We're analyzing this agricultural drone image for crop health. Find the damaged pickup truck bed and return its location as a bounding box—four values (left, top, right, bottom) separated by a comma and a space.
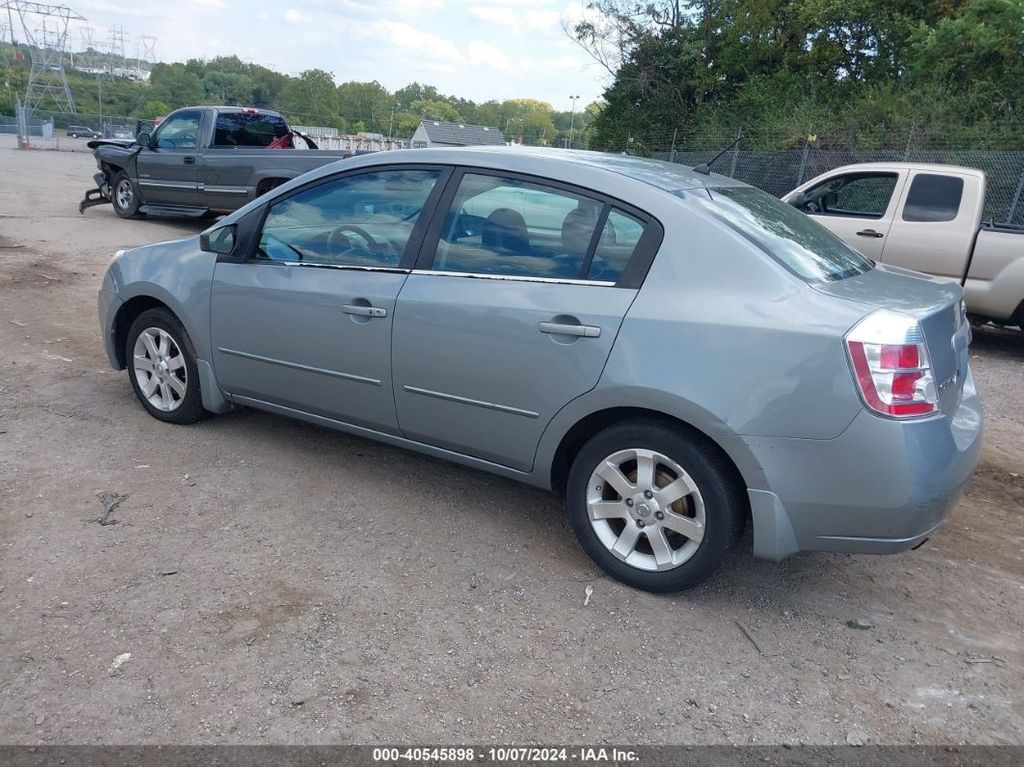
80, 106, 352, 219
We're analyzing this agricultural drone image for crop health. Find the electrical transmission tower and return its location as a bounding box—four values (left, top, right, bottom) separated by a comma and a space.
138, 34, 155, 69
1, 1, 85, 114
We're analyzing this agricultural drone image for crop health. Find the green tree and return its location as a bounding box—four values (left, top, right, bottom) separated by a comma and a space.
337, 81, 394, 134
280, 68, 340, 126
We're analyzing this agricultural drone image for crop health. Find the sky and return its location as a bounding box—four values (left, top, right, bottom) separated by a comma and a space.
59, 0, 609, 109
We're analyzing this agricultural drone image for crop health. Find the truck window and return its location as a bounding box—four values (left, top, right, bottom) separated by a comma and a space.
800, 173, 898, 219
154, 111, 201, 149
214, 112, 289, 148
902, 174, 964, 223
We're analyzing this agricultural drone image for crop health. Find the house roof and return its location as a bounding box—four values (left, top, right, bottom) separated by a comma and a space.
418, 120, 506, 146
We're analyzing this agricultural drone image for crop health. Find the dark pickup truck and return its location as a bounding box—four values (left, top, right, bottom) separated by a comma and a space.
80, 106, 351, 219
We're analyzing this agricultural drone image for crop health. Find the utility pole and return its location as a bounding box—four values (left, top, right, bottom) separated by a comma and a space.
567, 94, 580, 149
388, 102, 396, 139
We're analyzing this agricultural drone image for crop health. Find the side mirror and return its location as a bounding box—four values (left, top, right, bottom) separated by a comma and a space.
200, 224, 237, 256
136, 132, 151, 147
787, 191, 808, 208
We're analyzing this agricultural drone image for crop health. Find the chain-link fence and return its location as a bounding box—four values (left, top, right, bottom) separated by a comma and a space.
654, 145, 1024, 225
629, 123, 1024, 226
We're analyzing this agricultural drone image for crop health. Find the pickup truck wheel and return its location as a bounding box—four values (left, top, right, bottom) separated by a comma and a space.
111, 171, 144, 219
566, 419, 745, 593
126, 308, 208, 424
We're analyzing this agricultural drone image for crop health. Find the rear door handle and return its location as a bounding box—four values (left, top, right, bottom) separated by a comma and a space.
538, 322, 601, 338
341, 304, 387, 318
856, 229, 883, 238
183, 156, 195, 165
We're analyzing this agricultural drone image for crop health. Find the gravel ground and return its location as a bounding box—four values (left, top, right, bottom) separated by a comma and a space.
1, 145, 1022, 746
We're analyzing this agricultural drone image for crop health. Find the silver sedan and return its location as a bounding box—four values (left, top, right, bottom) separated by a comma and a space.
98, 147, 982, 591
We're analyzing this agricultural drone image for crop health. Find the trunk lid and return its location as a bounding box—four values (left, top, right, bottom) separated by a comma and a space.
814, 264, 970, 416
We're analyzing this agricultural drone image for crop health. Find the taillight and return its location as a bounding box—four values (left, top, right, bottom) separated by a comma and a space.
845, 310, 938, 419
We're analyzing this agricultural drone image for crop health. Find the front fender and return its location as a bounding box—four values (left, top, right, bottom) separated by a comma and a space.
106, 237, 217, 363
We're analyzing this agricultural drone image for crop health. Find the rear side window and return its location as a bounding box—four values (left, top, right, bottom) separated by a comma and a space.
902, 174, 964, 222
589, 209, 647, 282
702, 186, 872, 282
214, 112, 289, 147
432, 173, 606, 280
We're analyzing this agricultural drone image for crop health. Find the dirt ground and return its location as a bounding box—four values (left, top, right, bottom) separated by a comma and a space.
1, 144, 1022, 747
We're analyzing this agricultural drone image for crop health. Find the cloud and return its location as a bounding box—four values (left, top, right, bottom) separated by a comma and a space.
283, 9, 312, 24
373, 20, 463, 65
469, 3, 561, 34
468, 41, 512, 70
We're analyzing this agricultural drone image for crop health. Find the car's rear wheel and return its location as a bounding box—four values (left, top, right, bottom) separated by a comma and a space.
566, 419, 745, 592
111, 170, 144, 219
126, 308, 207, 424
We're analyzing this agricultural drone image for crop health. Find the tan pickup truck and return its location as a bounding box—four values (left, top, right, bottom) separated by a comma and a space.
784, 163, 1023, 328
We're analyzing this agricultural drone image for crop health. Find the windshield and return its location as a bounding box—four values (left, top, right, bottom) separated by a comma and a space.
699, 186, 872, 282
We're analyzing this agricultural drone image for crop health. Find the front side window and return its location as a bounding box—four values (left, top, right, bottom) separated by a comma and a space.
903, 174, 964, 222
800, 173, 898, 219
702, 186, 873, 282
214, 112, 289, 147
256, 169, 441, 267
432, 173, 610, 280
154, 111, 201, 149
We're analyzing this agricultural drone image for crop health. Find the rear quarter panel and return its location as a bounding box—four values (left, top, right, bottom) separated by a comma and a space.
533, 190, 872, 488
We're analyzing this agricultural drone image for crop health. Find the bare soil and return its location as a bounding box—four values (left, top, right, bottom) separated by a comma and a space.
0, 145, 1022, 745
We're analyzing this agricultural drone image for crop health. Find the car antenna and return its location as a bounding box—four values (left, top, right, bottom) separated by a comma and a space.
693, 131, 742, 176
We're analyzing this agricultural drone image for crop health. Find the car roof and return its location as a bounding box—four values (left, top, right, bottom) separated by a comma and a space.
341, 145, 745, 194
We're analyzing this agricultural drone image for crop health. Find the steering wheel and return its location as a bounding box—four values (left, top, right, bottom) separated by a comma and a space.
327, 224, 381, 256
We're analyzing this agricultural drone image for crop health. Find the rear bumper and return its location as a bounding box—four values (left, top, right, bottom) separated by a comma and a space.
745, 378, 983, 560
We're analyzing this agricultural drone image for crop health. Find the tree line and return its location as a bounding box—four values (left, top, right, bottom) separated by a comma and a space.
571, 0, 1024, 151
0, 45, 597, 147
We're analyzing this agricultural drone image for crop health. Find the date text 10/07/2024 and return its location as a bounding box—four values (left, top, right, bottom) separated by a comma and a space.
371, 747, 640, 763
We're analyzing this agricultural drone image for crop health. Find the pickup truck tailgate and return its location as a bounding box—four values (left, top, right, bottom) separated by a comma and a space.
813, 264, 970, 416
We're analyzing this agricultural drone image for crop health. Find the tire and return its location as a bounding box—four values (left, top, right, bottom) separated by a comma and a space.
69, 132, 79, 138
125, 308, 208, 424
111, 170, 144, 219
566, 419, 745, 593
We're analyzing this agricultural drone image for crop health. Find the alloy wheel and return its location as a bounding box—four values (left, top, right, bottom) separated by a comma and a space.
132, 327, 187, 412
115, 179, 134, 210
586, 448, 706, 571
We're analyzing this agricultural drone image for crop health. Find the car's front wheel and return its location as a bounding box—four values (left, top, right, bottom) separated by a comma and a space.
566, 419, 745, 592
126, 308, 208, 424
111, 171, 143, 219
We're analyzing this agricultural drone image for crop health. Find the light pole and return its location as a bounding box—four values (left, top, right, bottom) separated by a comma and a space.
567, 95, 580, 149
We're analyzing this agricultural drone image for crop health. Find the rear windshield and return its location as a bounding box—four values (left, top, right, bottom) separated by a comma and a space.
699, 186, 872, 282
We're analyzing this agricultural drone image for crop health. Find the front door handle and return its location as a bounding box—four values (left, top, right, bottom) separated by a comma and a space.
856, 229, 883, 238
183, 156, 196, 165
341, 304, 387, 318
538, 321, 601, 338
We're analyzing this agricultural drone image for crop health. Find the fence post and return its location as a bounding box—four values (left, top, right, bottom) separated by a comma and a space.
797, 138, 811, 185
728, 128, 741, 178
1006, 168, 1024, 225
669, 127, 678, 163
16, 98, 29, 150
902, 127, 915, 161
